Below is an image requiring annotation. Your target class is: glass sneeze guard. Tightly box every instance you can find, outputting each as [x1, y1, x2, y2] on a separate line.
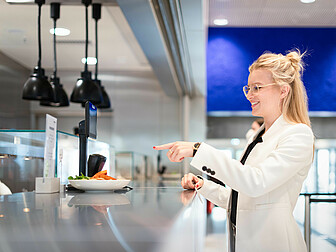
[0, 130, 115, 193]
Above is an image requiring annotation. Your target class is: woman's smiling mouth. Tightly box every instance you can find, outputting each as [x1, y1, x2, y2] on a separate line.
[251, 101, 260, 108]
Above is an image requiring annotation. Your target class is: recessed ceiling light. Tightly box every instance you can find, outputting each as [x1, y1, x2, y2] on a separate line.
[300, 0, 315, 3]
[50, 28, 70, 36]
[81, 57, 97, 65]
[214, 19, 229, 26]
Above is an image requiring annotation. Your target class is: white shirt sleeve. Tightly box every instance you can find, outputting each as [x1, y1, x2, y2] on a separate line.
[197, 177, 230, 209]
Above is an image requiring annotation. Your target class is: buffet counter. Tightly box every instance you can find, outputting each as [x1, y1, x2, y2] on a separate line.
[0, 181, 206, 252]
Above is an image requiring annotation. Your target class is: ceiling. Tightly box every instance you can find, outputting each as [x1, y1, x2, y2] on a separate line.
[208, 0, 336, 27]
[0, 0, 150, 73]
[0, 0, 335, 105]
[0, 0, 206, 100]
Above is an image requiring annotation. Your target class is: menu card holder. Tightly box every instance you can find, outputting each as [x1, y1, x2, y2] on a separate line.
[35, 177, 60, 194]
[36, 114, 59, 194]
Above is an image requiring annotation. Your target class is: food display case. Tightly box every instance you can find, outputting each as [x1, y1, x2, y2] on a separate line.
[115, 151, 153, 180]
[0, 130, 115, 193]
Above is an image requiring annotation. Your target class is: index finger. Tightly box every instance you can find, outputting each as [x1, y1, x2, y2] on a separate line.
[153, 142, 175, 150]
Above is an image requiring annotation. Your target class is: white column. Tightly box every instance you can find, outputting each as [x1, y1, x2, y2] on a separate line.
[30, 112, 37, 130]
[182, 95, 190, 175]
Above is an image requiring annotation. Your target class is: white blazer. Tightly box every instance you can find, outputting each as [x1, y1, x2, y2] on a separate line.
[191, 115, 314, 252]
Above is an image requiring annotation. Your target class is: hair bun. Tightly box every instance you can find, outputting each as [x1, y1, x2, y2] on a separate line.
[286, 50, 304, 73]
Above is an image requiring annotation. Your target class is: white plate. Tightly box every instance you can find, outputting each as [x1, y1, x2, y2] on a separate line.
[68, 179, 130, 191]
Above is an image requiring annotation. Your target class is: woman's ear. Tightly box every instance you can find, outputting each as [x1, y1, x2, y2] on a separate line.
[280, 85, 290, 99]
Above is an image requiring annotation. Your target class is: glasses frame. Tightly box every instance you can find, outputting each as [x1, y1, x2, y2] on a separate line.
[243, 82, 277, 97]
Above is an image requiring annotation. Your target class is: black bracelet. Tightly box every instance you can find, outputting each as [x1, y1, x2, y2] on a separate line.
[193, 142, 201, 157]
[196, 175, 204, 189]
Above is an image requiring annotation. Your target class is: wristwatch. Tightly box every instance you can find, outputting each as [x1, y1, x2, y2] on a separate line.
[193, 142, 201, 157]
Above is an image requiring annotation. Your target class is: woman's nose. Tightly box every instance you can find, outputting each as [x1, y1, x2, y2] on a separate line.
[246, 91, 254, 100]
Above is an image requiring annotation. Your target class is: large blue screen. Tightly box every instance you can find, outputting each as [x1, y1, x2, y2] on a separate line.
[207, 27, 336, 113]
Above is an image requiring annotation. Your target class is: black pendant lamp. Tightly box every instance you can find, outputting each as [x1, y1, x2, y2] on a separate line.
[93, 3, 111, 109]
[70, 0, 103, 105]
[22, 0, 53, 101]
[40, 2, 69, 107]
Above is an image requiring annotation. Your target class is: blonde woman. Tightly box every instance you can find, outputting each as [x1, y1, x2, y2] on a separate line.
[154, 50, 314, 252]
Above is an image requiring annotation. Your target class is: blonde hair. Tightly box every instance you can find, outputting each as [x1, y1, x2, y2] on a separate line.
[249, 50, 311, 127]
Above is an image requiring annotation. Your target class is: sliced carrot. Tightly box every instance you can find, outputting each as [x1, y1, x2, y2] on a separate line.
[90, 170, 117, 180]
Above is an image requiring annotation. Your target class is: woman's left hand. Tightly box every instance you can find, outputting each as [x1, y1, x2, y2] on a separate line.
[153, 141, 196, 162]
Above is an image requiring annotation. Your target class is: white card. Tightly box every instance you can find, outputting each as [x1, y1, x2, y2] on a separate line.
[43, 114, 57, 178]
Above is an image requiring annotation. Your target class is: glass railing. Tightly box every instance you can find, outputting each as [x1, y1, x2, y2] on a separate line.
[115, 151, 153, 180]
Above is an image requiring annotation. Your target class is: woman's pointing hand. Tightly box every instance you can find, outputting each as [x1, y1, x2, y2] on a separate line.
[153, 141, 196, 162]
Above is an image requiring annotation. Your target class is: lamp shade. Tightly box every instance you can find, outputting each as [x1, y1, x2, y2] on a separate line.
[40, 77, 69, 107]
[95, 80, 111, 109]
[22, 66, 53, 101]
[70, 71, 102, 104]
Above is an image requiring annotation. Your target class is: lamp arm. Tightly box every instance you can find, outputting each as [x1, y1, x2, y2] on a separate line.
[53, 19, 57, 78]
[51, 2, 60, 78]
[95, 19, 98, 80]
[84, 4, 89, 73]
[37, 2, 42, 69]
[92, 3, 101, 80]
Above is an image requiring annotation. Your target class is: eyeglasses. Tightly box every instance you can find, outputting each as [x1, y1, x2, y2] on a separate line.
[243, 83, 277, 97]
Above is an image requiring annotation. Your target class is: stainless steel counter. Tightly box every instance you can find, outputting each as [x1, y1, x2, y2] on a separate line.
[0, 181, 206, 252]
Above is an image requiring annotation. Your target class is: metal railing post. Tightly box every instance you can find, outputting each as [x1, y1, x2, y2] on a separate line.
[304, 195, 311, 252]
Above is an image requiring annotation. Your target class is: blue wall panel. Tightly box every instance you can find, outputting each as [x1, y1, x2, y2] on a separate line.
[207, 28, 336, 112]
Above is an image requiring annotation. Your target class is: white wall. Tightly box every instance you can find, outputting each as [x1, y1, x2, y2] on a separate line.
[0, 51, 31, 129]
